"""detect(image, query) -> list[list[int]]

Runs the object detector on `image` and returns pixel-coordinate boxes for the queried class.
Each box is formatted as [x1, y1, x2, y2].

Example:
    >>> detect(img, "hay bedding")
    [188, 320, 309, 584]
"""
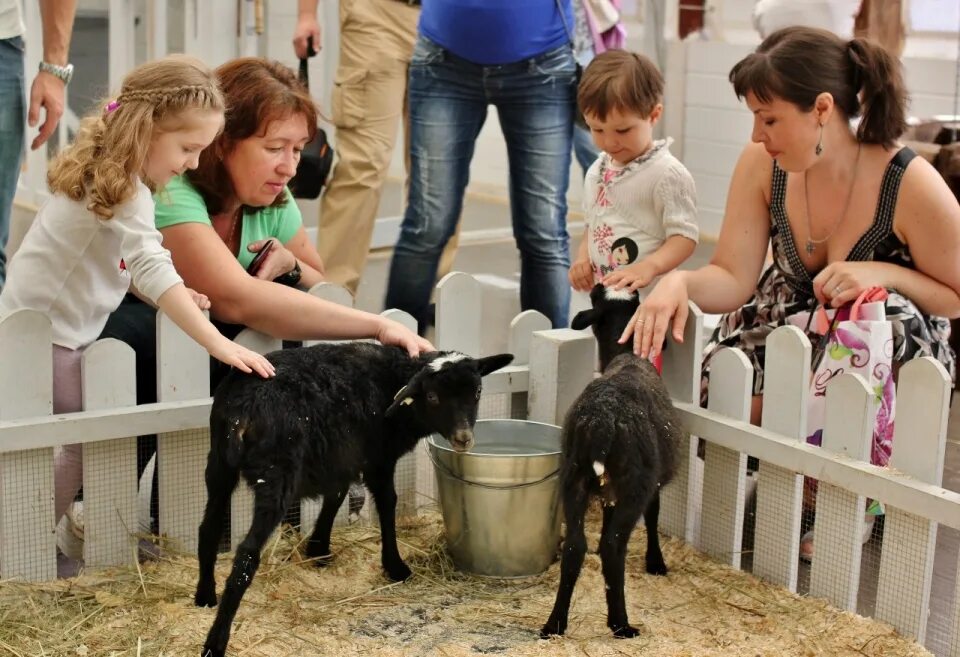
[0, 509, 931, 657]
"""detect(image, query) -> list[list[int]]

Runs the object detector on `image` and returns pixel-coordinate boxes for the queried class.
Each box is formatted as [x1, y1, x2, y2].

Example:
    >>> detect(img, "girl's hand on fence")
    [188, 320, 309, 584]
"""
[568, 258, 594, 292]
[376, 319, 435, 357]
[187, 287, 211, 310]
[619, 271, 688, 360]
[812, 262, 886, 308]
[209, 339, 276, 378]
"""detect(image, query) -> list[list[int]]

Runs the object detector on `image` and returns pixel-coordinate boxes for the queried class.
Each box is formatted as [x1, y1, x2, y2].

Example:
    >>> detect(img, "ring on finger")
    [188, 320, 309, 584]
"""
[833, 285, 842, 295]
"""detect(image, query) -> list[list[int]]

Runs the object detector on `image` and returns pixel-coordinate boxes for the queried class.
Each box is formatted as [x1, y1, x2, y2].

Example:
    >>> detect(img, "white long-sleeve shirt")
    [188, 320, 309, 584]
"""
[0, 181, 182, 349]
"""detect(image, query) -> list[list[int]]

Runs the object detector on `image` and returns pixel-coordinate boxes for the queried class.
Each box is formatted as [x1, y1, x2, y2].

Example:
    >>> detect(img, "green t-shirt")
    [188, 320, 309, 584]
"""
[154, 175, 303, 271]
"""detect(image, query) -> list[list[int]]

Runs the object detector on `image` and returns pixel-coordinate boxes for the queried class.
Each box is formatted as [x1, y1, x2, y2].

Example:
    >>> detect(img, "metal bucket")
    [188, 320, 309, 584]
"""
[428, 419, 562, 578]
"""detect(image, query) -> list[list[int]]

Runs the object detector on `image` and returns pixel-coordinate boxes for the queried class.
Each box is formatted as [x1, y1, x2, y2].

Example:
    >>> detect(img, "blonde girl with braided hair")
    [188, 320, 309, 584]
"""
[0, 54, 275, 529]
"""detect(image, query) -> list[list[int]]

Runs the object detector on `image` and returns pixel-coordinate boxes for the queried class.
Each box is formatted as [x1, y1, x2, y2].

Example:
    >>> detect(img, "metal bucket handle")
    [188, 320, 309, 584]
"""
[428, 447, 560, 490]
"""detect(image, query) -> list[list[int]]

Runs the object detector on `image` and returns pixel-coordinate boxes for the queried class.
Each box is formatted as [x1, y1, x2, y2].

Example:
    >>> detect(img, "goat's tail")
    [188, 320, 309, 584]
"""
[576, 414, 618, 480]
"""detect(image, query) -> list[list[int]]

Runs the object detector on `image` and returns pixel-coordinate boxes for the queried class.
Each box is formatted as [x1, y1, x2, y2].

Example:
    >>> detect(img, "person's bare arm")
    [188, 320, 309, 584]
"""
[293, 0, 321, 58]
[283, 225, 325, 288]
[685, 143, 773, 313]
[160, 222, 432, 354]
[30, 0, 77, 149]
[620, 142, 774, 357]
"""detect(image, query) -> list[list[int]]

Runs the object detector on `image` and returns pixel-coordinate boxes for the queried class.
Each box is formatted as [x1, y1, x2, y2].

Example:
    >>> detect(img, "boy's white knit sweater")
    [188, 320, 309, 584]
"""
[583, 139, 699, 284]
[0, 181, 182, 349]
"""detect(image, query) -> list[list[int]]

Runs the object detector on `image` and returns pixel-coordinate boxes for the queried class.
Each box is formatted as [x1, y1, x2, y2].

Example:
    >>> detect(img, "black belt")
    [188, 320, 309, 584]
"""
[391, 0, 420, 5]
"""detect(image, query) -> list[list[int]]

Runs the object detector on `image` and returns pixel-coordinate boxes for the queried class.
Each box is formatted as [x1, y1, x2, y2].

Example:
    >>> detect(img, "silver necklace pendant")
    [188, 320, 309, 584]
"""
[805, 239, 815, 255]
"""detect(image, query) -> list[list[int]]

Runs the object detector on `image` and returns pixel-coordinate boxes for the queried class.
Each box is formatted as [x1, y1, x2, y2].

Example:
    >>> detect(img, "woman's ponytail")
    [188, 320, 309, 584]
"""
[847, 37, 908, 148]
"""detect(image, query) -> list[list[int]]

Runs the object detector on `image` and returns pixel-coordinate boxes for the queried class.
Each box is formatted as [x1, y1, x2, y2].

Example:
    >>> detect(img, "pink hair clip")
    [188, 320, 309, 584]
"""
[104, 100, 120, 114]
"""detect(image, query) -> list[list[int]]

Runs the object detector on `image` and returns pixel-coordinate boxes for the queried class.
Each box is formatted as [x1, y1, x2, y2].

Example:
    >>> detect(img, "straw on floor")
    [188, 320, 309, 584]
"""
[0, 507, 933, 657]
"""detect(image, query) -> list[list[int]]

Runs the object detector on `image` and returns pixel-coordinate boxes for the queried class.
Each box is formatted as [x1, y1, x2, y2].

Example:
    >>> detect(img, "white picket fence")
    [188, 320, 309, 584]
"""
[0, 272, 959, 654]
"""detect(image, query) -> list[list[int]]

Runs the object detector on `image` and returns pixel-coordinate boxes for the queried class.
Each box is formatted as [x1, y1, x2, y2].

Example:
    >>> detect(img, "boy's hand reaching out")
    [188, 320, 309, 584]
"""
[568, 258, 595, 292]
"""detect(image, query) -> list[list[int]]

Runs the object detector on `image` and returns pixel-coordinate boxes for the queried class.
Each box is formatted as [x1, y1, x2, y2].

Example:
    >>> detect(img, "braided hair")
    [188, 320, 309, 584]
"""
[48, 54, 224, 219]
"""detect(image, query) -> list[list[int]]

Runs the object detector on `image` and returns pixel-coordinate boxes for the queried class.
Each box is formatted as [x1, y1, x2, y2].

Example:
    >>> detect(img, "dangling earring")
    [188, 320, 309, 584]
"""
[815, 124, 824, 156]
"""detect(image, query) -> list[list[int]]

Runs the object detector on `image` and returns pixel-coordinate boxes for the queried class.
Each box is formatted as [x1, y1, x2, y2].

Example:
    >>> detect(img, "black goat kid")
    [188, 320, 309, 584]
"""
[542, 285, 682, 639]
[196, 343, 512, 657]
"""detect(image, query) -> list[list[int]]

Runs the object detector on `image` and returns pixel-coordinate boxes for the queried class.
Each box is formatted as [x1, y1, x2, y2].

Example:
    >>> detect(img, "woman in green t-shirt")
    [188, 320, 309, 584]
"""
[101, 57, 432, 406]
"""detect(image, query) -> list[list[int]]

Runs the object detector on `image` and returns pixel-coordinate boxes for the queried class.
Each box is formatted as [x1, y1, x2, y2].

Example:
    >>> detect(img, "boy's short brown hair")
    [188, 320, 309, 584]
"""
[577, 50, 664, 121]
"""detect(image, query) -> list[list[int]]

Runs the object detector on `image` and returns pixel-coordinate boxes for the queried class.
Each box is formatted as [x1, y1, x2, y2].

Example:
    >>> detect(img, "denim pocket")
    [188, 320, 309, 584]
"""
[330, 67, 367, 129]
[532, 46, 577, 79]
[0, 36, 25, 56]
[410, 36, 445, 66]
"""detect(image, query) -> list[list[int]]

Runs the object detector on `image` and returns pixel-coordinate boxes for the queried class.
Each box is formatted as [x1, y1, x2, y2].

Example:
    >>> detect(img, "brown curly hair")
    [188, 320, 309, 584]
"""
[47, 54, 224, 219]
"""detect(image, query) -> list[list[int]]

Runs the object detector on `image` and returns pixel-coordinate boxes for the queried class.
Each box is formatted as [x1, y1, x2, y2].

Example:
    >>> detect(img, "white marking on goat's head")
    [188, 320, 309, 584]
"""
[428, 352, 469, 371]
[603, 287, 635, 302]
[593, 461, 606, 477]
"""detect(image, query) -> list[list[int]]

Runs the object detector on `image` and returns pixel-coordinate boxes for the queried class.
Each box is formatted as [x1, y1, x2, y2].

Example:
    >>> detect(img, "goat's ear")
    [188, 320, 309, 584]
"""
[385, 376, 424, 417]
[571, 308, 599, 331]
[476, 353, 513, 377]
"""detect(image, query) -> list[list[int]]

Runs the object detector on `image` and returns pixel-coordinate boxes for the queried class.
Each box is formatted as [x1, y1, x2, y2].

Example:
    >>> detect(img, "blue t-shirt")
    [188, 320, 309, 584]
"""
[420, 0, 574, 65]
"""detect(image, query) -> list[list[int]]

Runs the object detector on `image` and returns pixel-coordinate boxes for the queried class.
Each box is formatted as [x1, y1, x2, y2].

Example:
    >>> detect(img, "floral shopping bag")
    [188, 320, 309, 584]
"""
[787, 287, 896, 469]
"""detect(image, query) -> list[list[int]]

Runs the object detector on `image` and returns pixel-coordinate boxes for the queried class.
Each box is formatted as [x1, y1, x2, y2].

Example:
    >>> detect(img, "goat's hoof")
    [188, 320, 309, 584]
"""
[194, 586, 218, 608]
[612, 624, 640, 639]
[200, 644, 224, 657]
[645, 559, 668, 576]
[539, 621, 565, 638]
[312, 543, 333, 568]
[385, 562, 412, 582]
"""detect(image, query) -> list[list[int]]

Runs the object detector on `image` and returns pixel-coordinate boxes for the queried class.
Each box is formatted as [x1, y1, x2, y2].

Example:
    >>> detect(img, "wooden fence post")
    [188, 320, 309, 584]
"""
[82, 339, 138, 567]
[436, 272, 481, 355]
[301, 282, 355, 535]
[809, 372, 874, 611]
[0, 310, 55, 580]
[701, 347, 751, 567]
[875, 357, 950, 643]
[755, 325, 810, 591]
[381, 309, 425, 518]
[508, 310, 550, 419]
[156, 311, 210, 554]
[527, 329, 595, 426]
[229, 330, 282, 551]
[659, 301, 703, 542]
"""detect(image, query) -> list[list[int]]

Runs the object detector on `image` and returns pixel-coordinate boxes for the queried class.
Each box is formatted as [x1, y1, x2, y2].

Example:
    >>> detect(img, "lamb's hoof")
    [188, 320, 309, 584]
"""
[194, 585, 218, 608]
[385, 561, 412, 582]
[645, 558, 668, 576]
[539, 621, 565, 638]
[612, 624, 640, 639]
[304, 543, 333, 566]
[200, 644, 224, 657]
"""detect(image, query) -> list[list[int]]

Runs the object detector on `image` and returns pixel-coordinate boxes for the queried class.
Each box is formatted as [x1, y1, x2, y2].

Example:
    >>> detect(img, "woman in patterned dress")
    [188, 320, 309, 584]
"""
[622, 27, 960, 557]
[619, 27, 960, 556]
[623, 26, 958, 412]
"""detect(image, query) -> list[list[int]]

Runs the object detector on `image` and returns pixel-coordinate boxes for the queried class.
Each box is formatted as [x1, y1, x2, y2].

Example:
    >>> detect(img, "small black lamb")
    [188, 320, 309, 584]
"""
[195, 342, 512, 657]
[541, 284, 683, 639]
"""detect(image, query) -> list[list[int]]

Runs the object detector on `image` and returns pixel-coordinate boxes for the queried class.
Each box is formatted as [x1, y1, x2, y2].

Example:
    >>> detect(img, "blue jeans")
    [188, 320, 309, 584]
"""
[573, 123, 599, 178]
[385, 36, 576, 331]
[0, 36, 25, 289]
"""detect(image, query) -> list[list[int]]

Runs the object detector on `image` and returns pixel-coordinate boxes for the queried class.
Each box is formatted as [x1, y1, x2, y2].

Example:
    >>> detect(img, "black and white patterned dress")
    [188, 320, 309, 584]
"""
[702, 146, 956, 400]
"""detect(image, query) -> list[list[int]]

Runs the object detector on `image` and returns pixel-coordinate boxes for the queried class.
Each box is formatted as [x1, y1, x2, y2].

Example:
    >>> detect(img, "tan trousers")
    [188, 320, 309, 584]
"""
[319, 0, 458, 295]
